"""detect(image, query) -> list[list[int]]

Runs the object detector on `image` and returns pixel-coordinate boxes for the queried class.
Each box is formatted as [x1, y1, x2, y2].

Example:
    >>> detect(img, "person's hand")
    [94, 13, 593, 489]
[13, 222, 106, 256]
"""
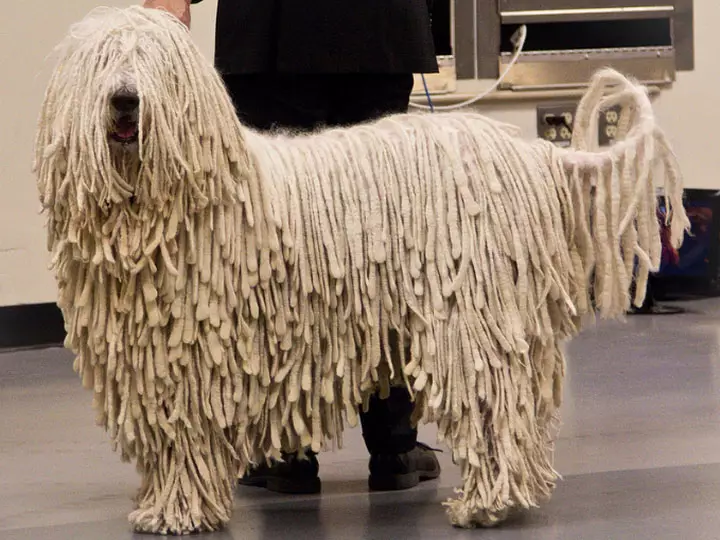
[143, 0, 191, 28]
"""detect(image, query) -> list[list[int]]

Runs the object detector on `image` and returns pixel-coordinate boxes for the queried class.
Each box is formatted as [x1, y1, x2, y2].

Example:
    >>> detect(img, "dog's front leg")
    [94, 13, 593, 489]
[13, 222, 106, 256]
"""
[129, 413, 238, 534]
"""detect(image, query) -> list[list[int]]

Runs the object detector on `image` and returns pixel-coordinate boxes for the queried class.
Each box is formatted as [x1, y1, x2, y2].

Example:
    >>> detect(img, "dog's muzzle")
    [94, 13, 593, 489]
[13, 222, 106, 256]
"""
[109, 91, 140, 144]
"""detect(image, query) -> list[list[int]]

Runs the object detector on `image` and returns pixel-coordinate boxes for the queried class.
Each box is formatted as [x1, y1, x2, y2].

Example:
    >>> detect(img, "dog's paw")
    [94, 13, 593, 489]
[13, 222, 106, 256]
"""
[129, 507, 219, 536]
[444, 498, 511, 529]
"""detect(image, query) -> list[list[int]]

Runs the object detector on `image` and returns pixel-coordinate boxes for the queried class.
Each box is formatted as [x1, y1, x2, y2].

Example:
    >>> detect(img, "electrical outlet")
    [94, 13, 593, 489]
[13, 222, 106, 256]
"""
[599, 105, 622, 146]
[537, 103, 576, 148]
[537, 103, 623, 148]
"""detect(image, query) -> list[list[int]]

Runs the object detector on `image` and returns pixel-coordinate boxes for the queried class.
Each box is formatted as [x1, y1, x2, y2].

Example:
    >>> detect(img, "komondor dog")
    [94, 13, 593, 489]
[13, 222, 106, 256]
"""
[34, 6, 689, 536]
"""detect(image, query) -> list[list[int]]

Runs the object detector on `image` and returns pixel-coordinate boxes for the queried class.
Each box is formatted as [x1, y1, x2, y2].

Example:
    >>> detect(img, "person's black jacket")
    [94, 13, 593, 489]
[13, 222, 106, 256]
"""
[191, 0, 438, 74]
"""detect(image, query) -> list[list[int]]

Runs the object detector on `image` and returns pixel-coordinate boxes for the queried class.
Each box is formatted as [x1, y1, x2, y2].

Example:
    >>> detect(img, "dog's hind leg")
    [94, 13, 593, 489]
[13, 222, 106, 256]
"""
[428, 315, 561, 528]
[439, 390, 552, 527]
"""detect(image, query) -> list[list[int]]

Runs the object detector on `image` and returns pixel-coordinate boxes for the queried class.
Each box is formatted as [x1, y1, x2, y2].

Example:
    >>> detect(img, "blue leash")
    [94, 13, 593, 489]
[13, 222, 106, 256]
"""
[420, 74, 435, 113]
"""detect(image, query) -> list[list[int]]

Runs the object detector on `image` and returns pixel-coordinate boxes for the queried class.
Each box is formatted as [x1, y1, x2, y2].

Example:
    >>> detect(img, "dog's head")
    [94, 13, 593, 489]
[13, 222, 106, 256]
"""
[36, 6, 252, 249]
[38, 7, 202, 161]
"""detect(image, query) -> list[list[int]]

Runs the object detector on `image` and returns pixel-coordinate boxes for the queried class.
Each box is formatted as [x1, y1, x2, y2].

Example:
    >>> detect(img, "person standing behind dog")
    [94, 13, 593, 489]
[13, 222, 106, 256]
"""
[143, 0, 441, 496]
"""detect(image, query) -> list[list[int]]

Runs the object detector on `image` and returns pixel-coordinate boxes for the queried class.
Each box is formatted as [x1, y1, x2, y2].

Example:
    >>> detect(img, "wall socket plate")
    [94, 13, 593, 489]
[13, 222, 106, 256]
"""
[537, 102, 622, 148]
[537, 102, 576, 148]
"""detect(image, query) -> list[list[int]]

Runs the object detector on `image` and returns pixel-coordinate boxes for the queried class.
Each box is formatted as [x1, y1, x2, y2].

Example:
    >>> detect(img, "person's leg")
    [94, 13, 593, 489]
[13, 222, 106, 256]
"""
[328, 74, 441, 491]
[222, 72, 439, 493]
[359, 352, 441, 491]
[222, 73, 330, 495]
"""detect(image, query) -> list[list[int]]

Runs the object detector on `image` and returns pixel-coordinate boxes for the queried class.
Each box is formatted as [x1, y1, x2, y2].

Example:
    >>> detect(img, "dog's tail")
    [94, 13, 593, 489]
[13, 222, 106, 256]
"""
[560, 68, 690, 317]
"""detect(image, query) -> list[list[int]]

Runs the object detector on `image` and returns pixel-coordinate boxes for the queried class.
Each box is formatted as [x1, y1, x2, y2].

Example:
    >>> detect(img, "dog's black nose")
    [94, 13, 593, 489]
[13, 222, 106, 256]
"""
[111, 94, 139, 113]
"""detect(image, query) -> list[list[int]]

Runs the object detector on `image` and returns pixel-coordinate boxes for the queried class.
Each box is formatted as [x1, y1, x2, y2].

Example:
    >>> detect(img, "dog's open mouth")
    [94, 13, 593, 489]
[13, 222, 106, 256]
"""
[110, 116, 139, 144]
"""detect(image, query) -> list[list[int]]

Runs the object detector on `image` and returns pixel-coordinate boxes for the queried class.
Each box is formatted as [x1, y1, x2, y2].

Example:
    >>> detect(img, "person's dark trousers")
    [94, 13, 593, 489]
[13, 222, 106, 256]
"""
[222, 72, 419, 456]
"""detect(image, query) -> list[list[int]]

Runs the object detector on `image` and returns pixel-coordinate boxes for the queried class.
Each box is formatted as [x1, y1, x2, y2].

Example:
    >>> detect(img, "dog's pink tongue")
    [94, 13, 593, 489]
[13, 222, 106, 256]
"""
[117, 126, 136, 138]
[115, 117, 138, 139]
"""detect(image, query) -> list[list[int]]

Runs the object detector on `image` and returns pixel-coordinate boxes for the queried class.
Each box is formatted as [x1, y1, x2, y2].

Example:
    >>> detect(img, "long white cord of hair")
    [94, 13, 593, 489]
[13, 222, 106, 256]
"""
[34, 6, 689, 534]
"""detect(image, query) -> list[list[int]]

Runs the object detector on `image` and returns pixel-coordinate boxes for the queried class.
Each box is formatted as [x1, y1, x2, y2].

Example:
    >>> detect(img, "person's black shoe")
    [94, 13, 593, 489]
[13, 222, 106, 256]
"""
[239, 452, 321, 495]
[368, 442, 441, 492]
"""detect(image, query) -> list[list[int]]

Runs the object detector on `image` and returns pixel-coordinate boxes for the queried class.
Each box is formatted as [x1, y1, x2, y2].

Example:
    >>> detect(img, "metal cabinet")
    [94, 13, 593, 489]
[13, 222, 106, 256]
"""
[445, 0, 694, 85]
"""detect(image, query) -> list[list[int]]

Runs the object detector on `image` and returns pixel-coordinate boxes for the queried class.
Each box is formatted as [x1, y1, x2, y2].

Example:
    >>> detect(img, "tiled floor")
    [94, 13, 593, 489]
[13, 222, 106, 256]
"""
[2, 298, 720, 539]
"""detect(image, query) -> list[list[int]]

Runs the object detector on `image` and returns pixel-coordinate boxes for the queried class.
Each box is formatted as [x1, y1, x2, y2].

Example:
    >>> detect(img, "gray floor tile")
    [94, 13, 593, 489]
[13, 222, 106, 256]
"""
[2, 298, 720, 539]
